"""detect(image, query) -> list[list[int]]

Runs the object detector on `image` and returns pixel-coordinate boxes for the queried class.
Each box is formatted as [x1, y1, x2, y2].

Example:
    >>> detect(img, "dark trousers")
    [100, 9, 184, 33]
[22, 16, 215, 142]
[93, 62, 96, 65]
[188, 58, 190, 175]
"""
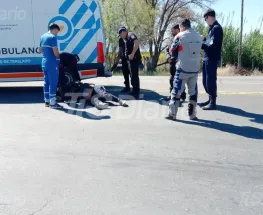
[122, 59, 140, 92]
[202, 60, 218, 98]
[170, 63, 186, 100]
[58, 67, 67, 99]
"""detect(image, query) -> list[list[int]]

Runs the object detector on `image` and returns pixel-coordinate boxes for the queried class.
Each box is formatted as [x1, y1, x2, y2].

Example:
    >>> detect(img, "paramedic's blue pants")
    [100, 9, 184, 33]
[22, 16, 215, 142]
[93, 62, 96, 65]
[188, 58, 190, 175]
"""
[202, 60, 218, 98]
[42, 62, 59, 105]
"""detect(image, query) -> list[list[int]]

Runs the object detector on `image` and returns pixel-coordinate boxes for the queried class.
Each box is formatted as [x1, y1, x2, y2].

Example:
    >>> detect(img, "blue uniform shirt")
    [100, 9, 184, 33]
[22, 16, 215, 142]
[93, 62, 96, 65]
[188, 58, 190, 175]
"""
[40, 32, 59, 65]
[202, 21, 223, 62]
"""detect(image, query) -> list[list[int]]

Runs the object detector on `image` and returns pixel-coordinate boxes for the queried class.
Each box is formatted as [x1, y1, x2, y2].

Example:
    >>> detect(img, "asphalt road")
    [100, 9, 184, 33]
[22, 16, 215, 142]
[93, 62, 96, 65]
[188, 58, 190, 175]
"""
[0, 76, 263, 215]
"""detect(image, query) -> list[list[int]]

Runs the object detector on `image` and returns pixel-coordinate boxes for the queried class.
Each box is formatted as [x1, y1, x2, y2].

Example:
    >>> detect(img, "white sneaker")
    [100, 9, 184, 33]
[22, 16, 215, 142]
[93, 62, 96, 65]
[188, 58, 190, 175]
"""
[119, 100, 129, 107]
[93, 98, 109, 110]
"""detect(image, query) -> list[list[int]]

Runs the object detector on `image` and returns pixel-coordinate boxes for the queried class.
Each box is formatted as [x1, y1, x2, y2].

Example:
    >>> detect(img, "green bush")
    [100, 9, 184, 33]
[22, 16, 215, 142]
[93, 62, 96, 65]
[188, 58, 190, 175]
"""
[193, 14, 263, 71]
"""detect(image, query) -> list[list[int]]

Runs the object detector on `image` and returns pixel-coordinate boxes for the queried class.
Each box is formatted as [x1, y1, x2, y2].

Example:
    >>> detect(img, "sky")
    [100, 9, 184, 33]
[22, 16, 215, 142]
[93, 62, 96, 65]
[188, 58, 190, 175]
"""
[196, 0, 263, 33]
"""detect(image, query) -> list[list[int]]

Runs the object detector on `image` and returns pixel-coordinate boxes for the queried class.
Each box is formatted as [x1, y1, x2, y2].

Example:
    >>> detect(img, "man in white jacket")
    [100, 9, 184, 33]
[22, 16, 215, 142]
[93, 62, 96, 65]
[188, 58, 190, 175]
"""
[166, 19, 202, 121]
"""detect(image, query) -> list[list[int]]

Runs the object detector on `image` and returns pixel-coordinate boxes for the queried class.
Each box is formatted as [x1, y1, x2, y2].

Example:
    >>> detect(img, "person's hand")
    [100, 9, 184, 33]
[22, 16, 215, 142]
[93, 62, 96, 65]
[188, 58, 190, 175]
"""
[201, 35, 205, 41]
[129, 53, 135, 60]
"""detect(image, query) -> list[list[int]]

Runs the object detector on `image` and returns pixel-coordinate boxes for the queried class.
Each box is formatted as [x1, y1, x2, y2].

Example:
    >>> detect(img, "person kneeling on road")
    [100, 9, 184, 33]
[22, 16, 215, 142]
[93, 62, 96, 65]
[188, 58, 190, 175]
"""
[56, 52, 129, 110]
[166, 19, 202, 121]
[57, 52, 80, 101]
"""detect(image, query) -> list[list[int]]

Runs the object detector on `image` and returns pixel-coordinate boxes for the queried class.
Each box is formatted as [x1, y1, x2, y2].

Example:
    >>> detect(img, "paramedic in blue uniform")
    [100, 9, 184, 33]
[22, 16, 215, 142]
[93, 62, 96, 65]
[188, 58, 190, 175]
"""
[200, 9, 223, 110]
[39, 23, 61, 108]
[118, 26, 141, 97]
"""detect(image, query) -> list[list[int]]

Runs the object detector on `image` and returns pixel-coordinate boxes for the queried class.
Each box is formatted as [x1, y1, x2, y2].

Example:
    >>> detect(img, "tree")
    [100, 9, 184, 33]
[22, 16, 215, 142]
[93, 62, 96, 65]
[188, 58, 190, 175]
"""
[100, 0, 216, 70]
[100, 0, 154, 68]
[144, 0, 216, 70]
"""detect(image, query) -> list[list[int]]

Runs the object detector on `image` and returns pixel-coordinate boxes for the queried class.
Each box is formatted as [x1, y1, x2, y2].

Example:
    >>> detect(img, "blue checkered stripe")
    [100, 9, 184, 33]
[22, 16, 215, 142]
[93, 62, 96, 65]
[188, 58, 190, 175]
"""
[50, 0, 103, 63]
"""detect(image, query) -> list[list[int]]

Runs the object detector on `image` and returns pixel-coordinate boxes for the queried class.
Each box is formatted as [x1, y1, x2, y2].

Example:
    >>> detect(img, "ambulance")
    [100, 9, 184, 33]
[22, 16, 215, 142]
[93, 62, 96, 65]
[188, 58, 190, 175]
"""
[0, 0, 110, 83]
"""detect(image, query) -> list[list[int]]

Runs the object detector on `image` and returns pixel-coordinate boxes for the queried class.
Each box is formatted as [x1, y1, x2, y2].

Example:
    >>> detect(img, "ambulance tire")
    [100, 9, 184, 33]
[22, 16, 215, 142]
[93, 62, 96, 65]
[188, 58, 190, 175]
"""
[64, 71, 77, 85]
[56, 88, 63, 103]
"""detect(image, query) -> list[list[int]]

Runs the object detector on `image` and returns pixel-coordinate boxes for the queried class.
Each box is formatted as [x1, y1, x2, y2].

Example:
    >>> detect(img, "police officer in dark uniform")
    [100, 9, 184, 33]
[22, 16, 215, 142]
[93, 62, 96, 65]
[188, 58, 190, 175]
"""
[200, 9, 223, 110]
[165, 24, 186, 102]
[59, 52, 80, 77]
[58, 52, 80, 100]
[117, 26, 141, 97]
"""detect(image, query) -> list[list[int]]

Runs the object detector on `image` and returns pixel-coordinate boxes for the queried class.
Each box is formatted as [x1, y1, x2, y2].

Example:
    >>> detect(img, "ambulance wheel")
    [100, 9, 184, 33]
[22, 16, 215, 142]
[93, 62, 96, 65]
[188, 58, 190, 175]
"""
[64, 71, 76, 85]
[56, 95, 63, 103]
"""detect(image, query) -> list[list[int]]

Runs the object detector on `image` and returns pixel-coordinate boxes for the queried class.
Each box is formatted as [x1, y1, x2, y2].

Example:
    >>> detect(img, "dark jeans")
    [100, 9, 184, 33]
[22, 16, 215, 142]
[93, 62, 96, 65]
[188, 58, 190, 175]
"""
[122, 58, 140, 92]
[202, 60, 218, 98]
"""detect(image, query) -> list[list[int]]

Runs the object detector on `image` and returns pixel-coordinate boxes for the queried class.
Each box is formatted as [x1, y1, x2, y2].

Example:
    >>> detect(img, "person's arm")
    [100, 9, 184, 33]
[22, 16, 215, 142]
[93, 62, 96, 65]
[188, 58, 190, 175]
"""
[117, 47, 123, 60]
[129, 34, 139, 60]
[53, 48, 60, 59]
[51, 36, 60, 59]
[114, 39, 122, 61]
[111, 41, 122, 72]
[202, 25, 222, 52]
[170, 37, 181, 61]
[131, 39, 139, 56]
[165, 46, 171, 62]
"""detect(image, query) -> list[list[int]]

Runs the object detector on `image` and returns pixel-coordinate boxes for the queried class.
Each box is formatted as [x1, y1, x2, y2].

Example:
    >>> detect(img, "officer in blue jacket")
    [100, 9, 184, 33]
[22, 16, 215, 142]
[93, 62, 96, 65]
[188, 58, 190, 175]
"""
[200, 9, 223, 110]
[39, 23, 61, 108]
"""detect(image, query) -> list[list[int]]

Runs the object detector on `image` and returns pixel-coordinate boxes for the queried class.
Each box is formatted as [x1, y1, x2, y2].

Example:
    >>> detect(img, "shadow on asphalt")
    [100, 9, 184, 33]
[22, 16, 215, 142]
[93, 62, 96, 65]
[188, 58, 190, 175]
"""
[217, 105, 263, 125]
[0, 86, 43, 104]
[52, 105, 111, 121]
[0, 85, 168, 105]
[105, 86, 168, 105]
[0, 86, 111, 120]
[177, 118, 263, 140]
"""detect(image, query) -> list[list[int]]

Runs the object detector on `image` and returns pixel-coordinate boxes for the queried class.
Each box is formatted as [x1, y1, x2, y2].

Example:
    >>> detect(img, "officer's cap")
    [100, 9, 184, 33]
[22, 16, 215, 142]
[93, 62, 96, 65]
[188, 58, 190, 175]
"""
[117, 26, 127, 37]
[204, 9, 216, 18]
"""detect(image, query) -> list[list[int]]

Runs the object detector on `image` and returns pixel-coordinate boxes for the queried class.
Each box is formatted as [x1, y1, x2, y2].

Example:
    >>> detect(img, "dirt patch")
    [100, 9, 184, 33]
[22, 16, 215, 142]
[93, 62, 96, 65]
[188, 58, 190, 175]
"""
[218, 65, 263, 76]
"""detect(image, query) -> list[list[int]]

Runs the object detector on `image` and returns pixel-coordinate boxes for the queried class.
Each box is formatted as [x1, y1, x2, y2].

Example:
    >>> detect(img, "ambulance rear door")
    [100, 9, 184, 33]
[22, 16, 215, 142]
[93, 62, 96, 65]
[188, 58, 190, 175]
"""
[32, 0, 107, 80]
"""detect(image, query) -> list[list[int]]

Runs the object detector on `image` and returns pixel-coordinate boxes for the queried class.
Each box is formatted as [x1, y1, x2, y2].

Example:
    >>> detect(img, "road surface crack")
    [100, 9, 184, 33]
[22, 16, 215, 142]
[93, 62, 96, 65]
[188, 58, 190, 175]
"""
[28, 201, 49, 215]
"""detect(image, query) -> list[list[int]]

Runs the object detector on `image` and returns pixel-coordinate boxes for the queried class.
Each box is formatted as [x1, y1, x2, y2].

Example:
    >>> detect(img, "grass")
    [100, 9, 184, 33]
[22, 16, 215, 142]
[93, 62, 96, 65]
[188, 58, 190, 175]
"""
[217, 65, 263, 76]
[113, 64, 263, 76]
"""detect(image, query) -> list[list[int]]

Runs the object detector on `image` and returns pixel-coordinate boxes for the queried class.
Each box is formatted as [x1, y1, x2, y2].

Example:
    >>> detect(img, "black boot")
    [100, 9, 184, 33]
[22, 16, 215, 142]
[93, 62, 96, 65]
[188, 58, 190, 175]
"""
[163, 96, 171, 101]
[203, 97, 217, 110]
[181, 91, 186, 102]
[199, 97, 210, 107]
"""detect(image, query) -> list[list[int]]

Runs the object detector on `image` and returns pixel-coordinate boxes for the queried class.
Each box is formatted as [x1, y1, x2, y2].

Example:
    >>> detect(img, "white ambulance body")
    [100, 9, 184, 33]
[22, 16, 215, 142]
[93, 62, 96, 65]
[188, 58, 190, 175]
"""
[0, 0, 109, 82]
